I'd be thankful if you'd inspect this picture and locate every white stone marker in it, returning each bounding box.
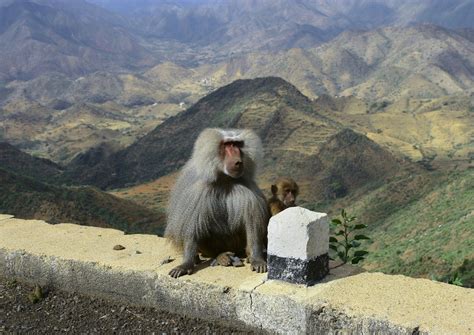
[267,206,329,285]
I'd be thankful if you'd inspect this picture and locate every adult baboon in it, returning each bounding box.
[165,128,269,278]
[268,177,299,216]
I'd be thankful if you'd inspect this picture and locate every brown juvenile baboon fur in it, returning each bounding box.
[165,128,269,278]
[268,177,299,216]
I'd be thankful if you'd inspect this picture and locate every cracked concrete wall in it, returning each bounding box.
[0,215,473,334]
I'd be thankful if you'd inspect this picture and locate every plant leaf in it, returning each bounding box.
[351,256,365,264]
[337,251,346,261]
[329,244,338,251]
[354,250,369,257]
[335,230,345,236]
[353,224,367,230]
[351,240,361,248]
[354,234,370,240]
[331,219,342,225]
[329,236,338,243]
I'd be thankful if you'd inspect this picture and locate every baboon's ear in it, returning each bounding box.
[271,184,278,195]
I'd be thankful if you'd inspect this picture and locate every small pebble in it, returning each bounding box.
[160,257,174,265]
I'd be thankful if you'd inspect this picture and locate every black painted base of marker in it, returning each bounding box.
[267,253,329,286]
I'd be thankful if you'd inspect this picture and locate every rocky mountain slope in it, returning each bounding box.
[90,0,474,54]
[0,142,165,234]
[93,76,471,284]
[352,169,474,286]
[0,1,472,285]
[65,77,340,188]
[5,24,471,166]
[0,141,63,183]
[306,128,409,200]
[0,1,473,165]
[313,93,474,170]
[66,77,418,214]
[182,24,474,101]
[0,0,154,81]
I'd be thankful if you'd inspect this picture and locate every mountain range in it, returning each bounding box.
[0,0,155,81]
[0,141,165,234]
[0,0,472,285]
[80,76,470,285]
[184,24,474,101]
[1,23,473,164]
[90,0,474,50]
[1,74,472,286]
[1,0,474,80]
[65,77,468,285]
[65,77,419,197]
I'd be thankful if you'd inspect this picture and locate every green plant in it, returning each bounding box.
[438,258,474,288]
[447,275,464,287]
[329,209,370,264]
[431,273,465,287]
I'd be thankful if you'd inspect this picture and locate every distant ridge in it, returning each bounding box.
[0,0,153,80]
[65,77,329,188]
[308,128,407,200]
[0,1,472,164]
[0,142,165,234]
[0,167,165,235]
[65,77,415,195]
[0,142,64,184]
[90,0,474,51]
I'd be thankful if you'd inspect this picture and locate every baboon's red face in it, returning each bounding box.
[221,141,244,178]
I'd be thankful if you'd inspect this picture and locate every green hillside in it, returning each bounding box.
[347,170,473,287]
[0,168,165,235]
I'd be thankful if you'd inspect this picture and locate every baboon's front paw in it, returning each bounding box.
[216,252,234,266]
[251,259,267,273]
[169,264,194,278]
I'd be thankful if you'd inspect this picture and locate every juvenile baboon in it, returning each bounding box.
[165,128,269,278]
[268,177,299,216]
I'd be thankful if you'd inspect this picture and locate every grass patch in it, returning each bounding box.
[351,170,473,286]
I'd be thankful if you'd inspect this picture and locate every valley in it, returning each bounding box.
[1,22,473,166]
[0,0,472,286]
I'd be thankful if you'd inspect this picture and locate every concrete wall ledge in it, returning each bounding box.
[0,214,472,334]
